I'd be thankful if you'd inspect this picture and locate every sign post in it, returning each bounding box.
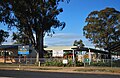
[18,45,29,69]
[18,45,29,55]
[18,55,21,70]
[83,54,89,67]
[63,59,68,67]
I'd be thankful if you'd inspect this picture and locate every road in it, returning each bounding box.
[0,70,120,78]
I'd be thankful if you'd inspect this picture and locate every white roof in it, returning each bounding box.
[44,46,77,51]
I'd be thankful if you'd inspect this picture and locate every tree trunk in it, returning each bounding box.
[39,29,44,58]
[4,49,6,64]
[35,28,44,63]
[108,50,112,67]
[36,29,44,60]
[108,50,111,59]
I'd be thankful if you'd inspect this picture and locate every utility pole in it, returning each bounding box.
[88,48,91,65]
[72,50,76,66]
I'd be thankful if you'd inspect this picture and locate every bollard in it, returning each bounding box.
[38,61,40,67]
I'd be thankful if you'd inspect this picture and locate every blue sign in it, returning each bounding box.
[18,45,29,54]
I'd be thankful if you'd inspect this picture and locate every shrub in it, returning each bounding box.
[90,62,110,67]
[76,61,84,66]
[44,60,63,67]
[112,60,120,67]
[66,60,73,67]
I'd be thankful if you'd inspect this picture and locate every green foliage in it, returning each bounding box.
[0,0,68,58]
[76,61,84,66]
[83,7,120,49]
[66,60,73,67]
[12,32,29,45]
[0,30,9,44]
[73,39,85,47]
[44,59,74,67]
[83,7,120,59]
[44,60,63,67]
[90,62,110,67]
[112,60,120,67]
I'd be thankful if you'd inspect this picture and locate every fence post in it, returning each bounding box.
[111,58,112,67]
[18,56,21,70]
[38,61,40,67]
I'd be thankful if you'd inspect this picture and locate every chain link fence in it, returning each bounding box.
[0,57,120,67]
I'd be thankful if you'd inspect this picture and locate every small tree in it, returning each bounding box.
[73,39,85,47]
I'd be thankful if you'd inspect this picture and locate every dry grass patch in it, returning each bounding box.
[74,67,120,73]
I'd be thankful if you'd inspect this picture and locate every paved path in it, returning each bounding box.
[0,70,120,78]
[0,66,120,75]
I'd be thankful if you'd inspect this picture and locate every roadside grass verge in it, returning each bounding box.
[0,63,35,66]
[0,63,62,70]
[34,68,62,70]
[74,67,120,73]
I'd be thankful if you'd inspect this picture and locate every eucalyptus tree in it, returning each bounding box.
[83,7,120,59]
[0,0,69,59]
